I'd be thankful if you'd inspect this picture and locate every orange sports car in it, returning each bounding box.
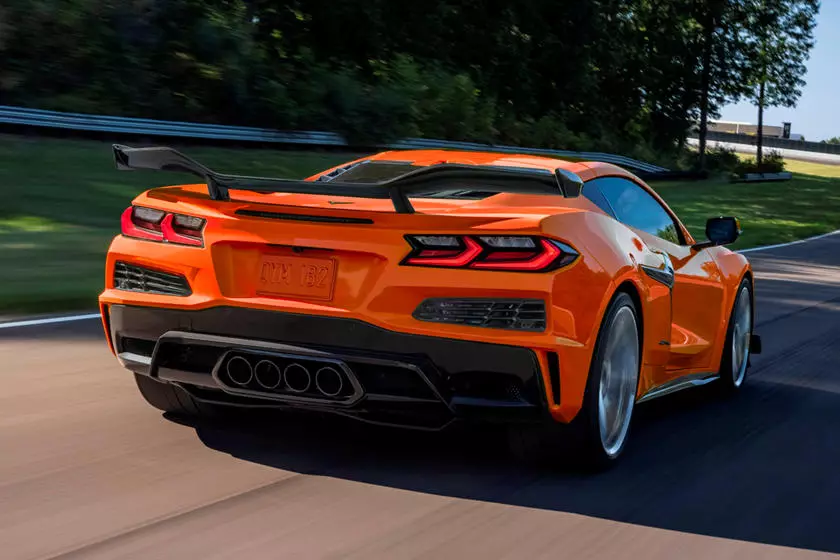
[99,146,761,467]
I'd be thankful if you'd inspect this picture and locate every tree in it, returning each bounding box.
[0,0,819,161]
[743,0,819,165]
[694,0,754,170]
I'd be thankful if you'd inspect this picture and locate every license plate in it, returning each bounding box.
[257,255,337,300]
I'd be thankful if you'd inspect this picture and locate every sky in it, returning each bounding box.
[719,1,839,141]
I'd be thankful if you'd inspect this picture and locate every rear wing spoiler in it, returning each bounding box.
[112,144,583,214]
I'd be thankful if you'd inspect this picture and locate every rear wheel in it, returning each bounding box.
[507,291,641,469]
[718,279,753,392]
[573,291,641,467]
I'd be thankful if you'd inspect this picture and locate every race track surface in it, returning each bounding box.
[3,235,840,559]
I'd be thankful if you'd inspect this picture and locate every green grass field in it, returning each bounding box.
[0,136,357,313]
[2,135,839,313]
[655,172,840,249]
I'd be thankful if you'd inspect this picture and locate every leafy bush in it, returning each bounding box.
[762,151,787,173]
[734,151,786,175]
[703,147,741,172]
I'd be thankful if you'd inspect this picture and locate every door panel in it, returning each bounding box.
[642,235,725,373]
[635,247,674,394]
[584,175,725,379]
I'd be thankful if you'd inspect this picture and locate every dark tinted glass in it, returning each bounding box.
[316,161,505,200]
[318,161,420,183]
[581,181,615,216]
[590,177,682,244]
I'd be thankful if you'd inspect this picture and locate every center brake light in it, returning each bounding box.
[121,206,206,247]
[403,235,578,272]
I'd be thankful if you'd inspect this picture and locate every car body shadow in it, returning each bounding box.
[182,368,840,555]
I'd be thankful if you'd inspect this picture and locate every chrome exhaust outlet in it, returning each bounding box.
[226,356,254,386]
[284,363,311,393]
[315,366,344,397]
[254,359,282,390]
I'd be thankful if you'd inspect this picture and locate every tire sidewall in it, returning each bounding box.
[719,277,754,391]
[577,291,641,467]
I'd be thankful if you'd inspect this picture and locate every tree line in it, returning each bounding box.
[0,0,819,167]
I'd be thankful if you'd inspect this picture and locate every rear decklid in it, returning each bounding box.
[118,145,586,309]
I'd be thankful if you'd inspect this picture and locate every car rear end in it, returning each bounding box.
[101,159,607,430]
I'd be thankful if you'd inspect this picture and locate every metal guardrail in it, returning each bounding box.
[0,105,669,174]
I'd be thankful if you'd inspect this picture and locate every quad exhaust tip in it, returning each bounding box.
[315,366,344,397]
[283,363,312,393]
[226,356,254,386]
[223,354,350,399]
[254,359,282,390]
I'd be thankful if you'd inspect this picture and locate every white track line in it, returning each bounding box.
[0,313,101,330]
[1,229,838,330]
[738,229,840,254]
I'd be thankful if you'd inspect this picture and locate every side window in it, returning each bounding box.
[589,177,683,245]
[581,181,615,216]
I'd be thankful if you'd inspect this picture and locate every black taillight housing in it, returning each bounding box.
[121,206,206,247]
[401,235,577,272]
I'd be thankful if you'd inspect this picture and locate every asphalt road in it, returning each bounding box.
[2,235,840,560]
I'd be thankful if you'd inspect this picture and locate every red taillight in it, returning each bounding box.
[121,206,205,247]
[121,207,164,241]
[471,238,562,271]
[161,214,204,246]
[402,235,577,272]
[405,237,483,267]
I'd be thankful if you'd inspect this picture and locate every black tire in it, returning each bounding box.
[134,373,217,419]
[568,291,642,469]
[507,291,641,470]
[717,277,754,394]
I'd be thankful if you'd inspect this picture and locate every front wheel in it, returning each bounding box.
[718,279,753,392]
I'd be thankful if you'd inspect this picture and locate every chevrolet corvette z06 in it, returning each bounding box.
[99,145,761,467]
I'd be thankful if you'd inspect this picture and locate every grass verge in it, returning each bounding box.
[0,135,357,313]
[1,135,839,313]
[656,171,840,250]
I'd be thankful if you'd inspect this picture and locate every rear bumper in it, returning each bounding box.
[106,304,556,430]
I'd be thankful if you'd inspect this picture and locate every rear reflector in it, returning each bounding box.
[413,298,546,331]
[402,235,577,272]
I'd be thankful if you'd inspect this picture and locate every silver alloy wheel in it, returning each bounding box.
[598,306,640,458]
[730,286,752,387]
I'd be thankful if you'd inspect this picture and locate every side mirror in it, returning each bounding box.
[695,217,740,249]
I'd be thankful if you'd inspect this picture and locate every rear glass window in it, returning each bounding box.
[316,160,497,200]
[317,161,419,183]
